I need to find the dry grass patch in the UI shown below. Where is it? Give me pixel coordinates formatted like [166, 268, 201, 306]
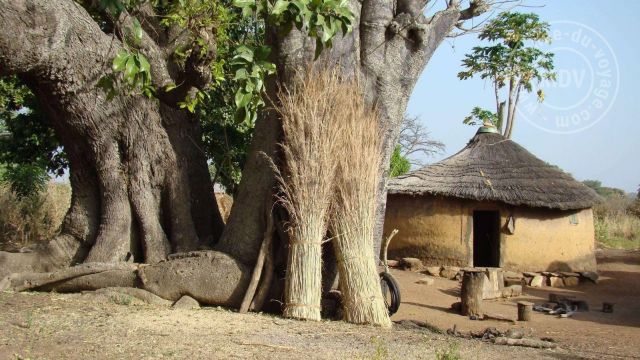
[0, 182, 70, 250]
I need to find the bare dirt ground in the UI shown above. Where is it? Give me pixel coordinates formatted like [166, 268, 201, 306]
[1, 292, 561, 360]
[0, 248, 637, 359]
[391, 248, 640, 359]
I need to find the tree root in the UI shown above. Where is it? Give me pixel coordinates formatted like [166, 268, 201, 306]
[0, 250, 251, 308]
[0, 263, 138, 292]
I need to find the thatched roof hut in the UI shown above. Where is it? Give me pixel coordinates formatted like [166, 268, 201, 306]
[383, 126, 600, 272]
[388, 126, 600, 210]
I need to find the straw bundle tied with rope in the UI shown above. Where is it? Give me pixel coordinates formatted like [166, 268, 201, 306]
[276, 70, 344, 321]
[276, 69, 390, 326]
[329, 80, 391, 328]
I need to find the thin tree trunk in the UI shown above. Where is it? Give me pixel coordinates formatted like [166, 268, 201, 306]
[505, 84, 522, 139]
[503, 78, 518, 138]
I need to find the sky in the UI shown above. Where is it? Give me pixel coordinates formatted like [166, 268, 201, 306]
[408, 0, 640, 193]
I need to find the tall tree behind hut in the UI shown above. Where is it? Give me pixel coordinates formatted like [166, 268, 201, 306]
[458, 12, 556, 138]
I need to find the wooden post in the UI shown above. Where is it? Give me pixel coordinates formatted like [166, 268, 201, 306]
[461, 270, 484, 318]
[517, 301, 534, 321]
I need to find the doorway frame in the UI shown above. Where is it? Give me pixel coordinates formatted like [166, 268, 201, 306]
[465, 203, 504, 268]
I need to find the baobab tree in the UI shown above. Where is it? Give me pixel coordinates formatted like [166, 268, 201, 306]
[0, 0, 507, 302]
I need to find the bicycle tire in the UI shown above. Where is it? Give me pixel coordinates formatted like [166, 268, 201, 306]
[379, 271, 401, 316]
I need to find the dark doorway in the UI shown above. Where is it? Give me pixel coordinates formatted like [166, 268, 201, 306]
[473, 210, 501, 267]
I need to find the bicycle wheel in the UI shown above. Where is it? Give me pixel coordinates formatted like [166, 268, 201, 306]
[379, 271, 401, 316]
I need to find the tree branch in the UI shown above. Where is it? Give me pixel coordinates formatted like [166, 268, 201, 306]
[459, 0, 490, 21]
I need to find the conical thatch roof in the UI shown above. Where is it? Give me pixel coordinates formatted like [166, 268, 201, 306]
[388, 127, 600, 210]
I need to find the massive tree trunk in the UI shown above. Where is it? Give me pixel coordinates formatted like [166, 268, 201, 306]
[0, 0, 224, 278]
[222, 0, 488, 263]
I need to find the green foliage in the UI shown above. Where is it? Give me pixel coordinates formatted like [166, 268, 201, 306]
[458, 12, 555, 93]
[199, 96, 253, 193]
[459, 12, 555, 134]
[0, 76, 66, 197]
[1, 165, 49, 198]
[462, 106, 499, 127]
[231, 0, 355, 122]
[233, 0, 353, 58]
[230, 45, 276, 125]
[98, 19, 155, 99]
[582, 180, 626, 199]
[389, 145, 410, 178]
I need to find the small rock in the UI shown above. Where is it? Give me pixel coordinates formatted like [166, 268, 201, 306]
[505, 329, 524, 339]
[510, 284, 522, 294]
[580, 271, 599, 283]
[501, 285, 522, 298]
[415, 277, 435, 286]
[400, 257, 424, 272]
[503, 271, 523, 279]
[530, 275, 544, 288]
[563, 276, 580, 287]
[425, 266, 441, 277]
[386, 260, 400, 268]
[172, 295, 200, 310]
[548, 277, 565, 288]
[440, 266, 460, 279]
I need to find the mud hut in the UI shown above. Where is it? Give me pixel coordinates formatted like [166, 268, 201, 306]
[384, 126, 601, 272]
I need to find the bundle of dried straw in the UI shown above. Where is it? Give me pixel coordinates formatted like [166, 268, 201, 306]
[277, 69, 390, 326]
[329, 79, 391, 328]
[277, 71, 343, 321]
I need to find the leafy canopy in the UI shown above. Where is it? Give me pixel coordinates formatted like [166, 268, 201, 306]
[458, 12, 555, 133]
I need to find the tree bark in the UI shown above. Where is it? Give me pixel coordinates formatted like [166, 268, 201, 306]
[225, 0, 487, 264]
[0, 0, 224, 278]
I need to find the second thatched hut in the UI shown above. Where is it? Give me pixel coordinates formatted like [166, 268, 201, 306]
[384, 126, 601, 272]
